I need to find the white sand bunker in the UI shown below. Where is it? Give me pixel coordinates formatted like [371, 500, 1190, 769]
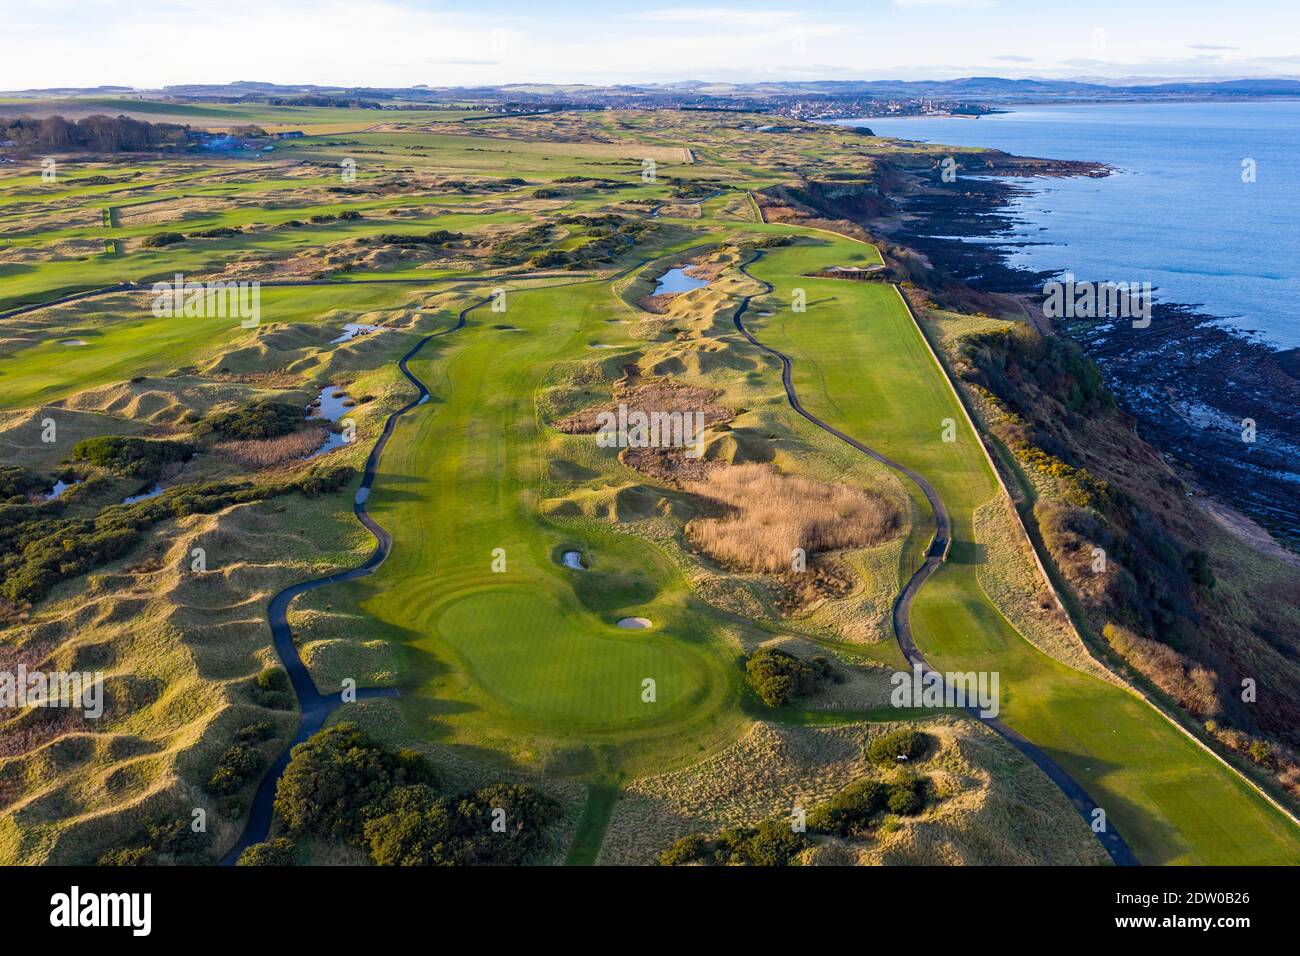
[561, 550, 586, 570]
[617, 617, 652, 630]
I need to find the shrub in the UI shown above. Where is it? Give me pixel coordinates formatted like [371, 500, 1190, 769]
[207, 743, 267, 795]
[236, 721, 276, 744]
[886, 776, 926, 816]
[142, 231, 185, 248]
[146, 817, 211, 859]
[744, 647, 836, 707]
[661, 818, 807, 866]
[807, 779, 888, 835]
[0, 466, 44, 500]
[237, 837, 298, 866]
[866, 728, 930, 765]
[1103, 623, 1221, 717]
[658, 833, 710, 866]
[363, 782, 561, 866]
[371, 230, 463, 247]
[71, 435, 192, 480]
[273, 723, 440, 843]
[206, 399, 303, 441]
[98, 846, 154, 866]
[188, 226, 242, 238]
[252, 667, 294, 710]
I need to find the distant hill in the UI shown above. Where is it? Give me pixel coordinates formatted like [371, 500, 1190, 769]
[6, 76, 1300, 104]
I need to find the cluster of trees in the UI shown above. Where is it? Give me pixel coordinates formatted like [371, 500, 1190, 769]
[806, 772, 928, 837]
[660, 819, 808, 866]
[206, 722, 277, 818]
[0, 465, 354, 605]
[98, 815, 212, 866]
[253, 723, 561, 866]
[0, 466, 46, 502]
[71, 435, 193, 481]
[204, 399, 304, 441]
[250, 668, 294, 710]
[0, 114, 193, 153]
[744, 647, 837, 707]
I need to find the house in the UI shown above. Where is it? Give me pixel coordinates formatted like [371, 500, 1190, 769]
[273, 130, 305, 140]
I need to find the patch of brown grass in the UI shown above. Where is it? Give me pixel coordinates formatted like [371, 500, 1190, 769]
[684, 464, 899, 574]
[214, 427, 329, 469]
[554, 378, 731, 435]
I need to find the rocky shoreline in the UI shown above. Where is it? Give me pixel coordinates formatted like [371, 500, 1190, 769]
[872, 165, 1300, 551]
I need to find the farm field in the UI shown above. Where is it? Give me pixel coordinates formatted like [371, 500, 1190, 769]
[1, 100, 1297, 868]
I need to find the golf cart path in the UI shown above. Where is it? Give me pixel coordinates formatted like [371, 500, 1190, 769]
[218, 298, 481, 865]
[732, 256, 1138, 866]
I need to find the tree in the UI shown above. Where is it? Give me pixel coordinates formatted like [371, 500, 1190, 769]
[273, 723, 440, 843]
[237, 837, 298, 866]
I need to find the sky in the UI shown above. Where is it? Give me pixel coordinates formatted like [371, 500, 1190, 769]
[3, 0, 1300, 91]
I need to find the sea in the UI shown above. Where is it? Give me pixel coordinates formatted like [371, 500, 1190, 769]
[839, 101, 1300, 349]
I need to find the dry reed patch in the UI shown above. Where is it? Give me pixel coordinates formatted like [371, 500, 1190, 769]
[213, 427, 330, 469]
[554, 377, 732, 435]
[684, 463, 899, 575]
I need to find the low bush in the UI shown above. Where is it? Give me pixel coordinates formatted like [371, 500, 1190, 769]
[744, 647, 836, 707]
[237, 837, 298, 866]
[866, 728, 930, 765]
[142, 231, 185, 247]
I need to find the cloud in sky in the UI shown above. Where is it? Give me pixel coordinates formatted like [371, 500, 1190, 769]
[0, 0, 1297, 89]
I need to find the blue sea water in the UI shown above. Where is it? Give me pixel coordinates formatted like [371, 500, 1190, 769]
[840, 101, 1300, 349]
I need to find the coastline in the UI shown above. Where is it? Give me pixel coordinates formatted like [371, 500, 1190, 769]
[865, 163, 1300, 552]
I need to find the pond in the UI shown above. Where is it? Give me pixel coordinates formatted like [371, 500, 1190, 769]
[330, 323, 384, 344]
[653, 267, 709, 295]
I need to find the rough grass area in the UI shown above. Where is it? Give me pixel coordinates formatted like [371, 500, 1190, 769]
[684, 463, 900, 574]
[597, 716, 1109, 865]
[0, 494, 369, 864]
[972, 495, 1118, 684]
